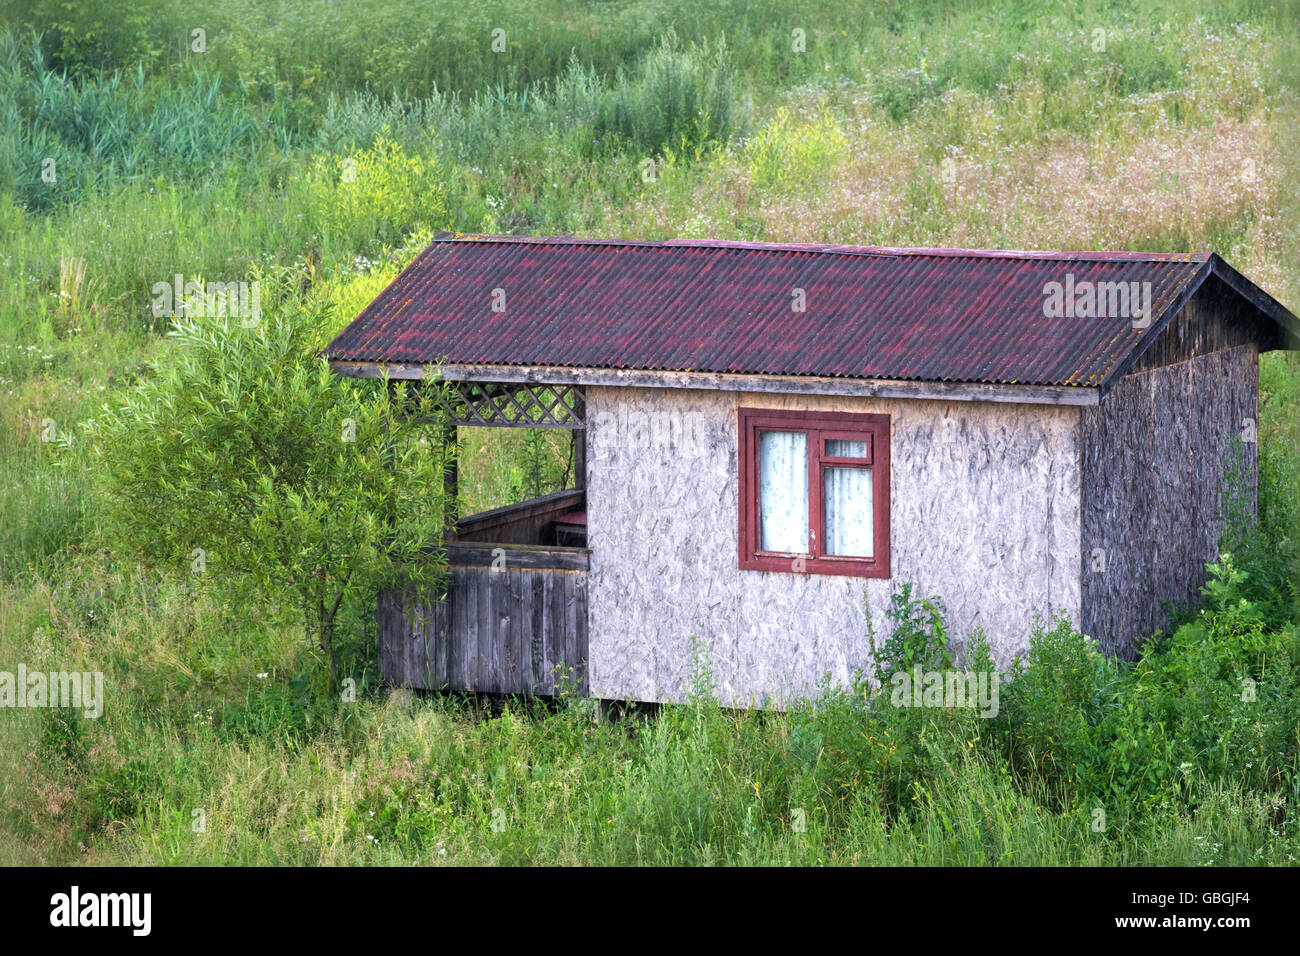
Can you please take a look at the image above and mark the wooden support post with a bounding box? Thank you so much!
[573,390,586,491]
[382,379,399,529]
[442,421,459,537]
[384,379,399,468]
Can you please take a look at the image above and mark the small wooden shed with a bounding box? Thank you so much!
[326,235,1297,707]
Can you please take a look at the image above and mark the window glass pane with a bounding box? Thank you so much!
[823,466,873,556]
[759,431,808,553]
[826,438,868,458]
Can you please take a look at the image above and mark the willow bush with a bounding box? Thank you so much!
[93,284,454,685]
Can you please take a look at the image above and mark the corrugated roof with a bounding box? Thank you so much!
[324,234,1285,388]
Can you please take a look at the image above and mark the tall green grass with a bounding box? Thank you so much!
[0,31,278,211]
[2,0,1283,103]
[3,554,1297,865]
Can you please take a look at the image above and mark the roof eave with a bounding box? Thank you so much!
[328,360,1102,407]
[1095,255,1300,398]
[1208,253,1300,347]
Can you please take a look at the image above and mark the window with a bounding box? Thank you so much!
[738,408,890,577]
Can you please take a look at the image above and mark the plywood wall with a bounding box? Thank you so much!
[1080,343,1258,656]
[585,387,1082,707]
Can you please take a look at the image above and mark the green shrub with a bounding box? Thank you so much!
[870,583,955,683]
[596,33,746,157]
[995,556,1300,825]
[300,136,449,257]
[0,0,187,75]
[92,280,455,684]
[996,618,1120,801]
[745,106,847,191]
[1127,555,1300,793]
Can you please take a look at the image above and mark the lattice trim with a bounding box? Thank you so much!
[445,382,585,428]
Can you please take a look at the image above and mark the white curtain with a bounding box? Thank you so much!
[759,431,808,553]
[826,438,867,458]
[823,466,872,556]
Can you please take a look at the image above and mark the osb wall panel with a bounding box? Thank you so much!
[585,387,1082,706]
[1081,344,1258,657]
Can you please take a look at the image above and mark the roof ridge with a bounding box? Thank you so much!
[434,231,1212,263]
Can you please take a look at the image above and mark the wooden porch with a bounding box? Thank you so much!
[378,467,591,695]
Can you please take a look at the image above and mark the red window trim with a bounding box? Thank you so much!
[737,407,891,578]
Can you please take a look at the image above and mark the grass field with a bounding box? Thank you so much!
[0,0,1298,865]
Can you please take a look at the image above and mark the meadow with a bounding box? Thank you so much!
[0,0,1298,864]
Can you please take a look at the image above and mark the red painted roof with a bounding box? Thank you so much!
[324,234,1280,388]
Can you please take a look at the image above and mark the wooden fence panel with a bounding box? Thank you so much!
[380,545,589,697]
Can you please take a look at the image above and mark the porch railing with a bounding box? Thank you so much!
[378,493,589,696]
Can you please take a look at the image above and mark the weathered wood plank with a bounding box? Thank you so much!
[443,541,589,571]
[432,569,457,689]
[428,591,448,688]
[408,593,423,688]
[530,571,546,692]
[546,569,566,693]
[505,568,523,694]
[377,589,397,683]
[571,571,589,695]
[487,566,507,693]
[573,392,587,490]
[406,592,422,687]
[458,567,478,691]
[476,563,492,693]
[402,592,418,687]
[561,572,577,691]
[454,490,584,540]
